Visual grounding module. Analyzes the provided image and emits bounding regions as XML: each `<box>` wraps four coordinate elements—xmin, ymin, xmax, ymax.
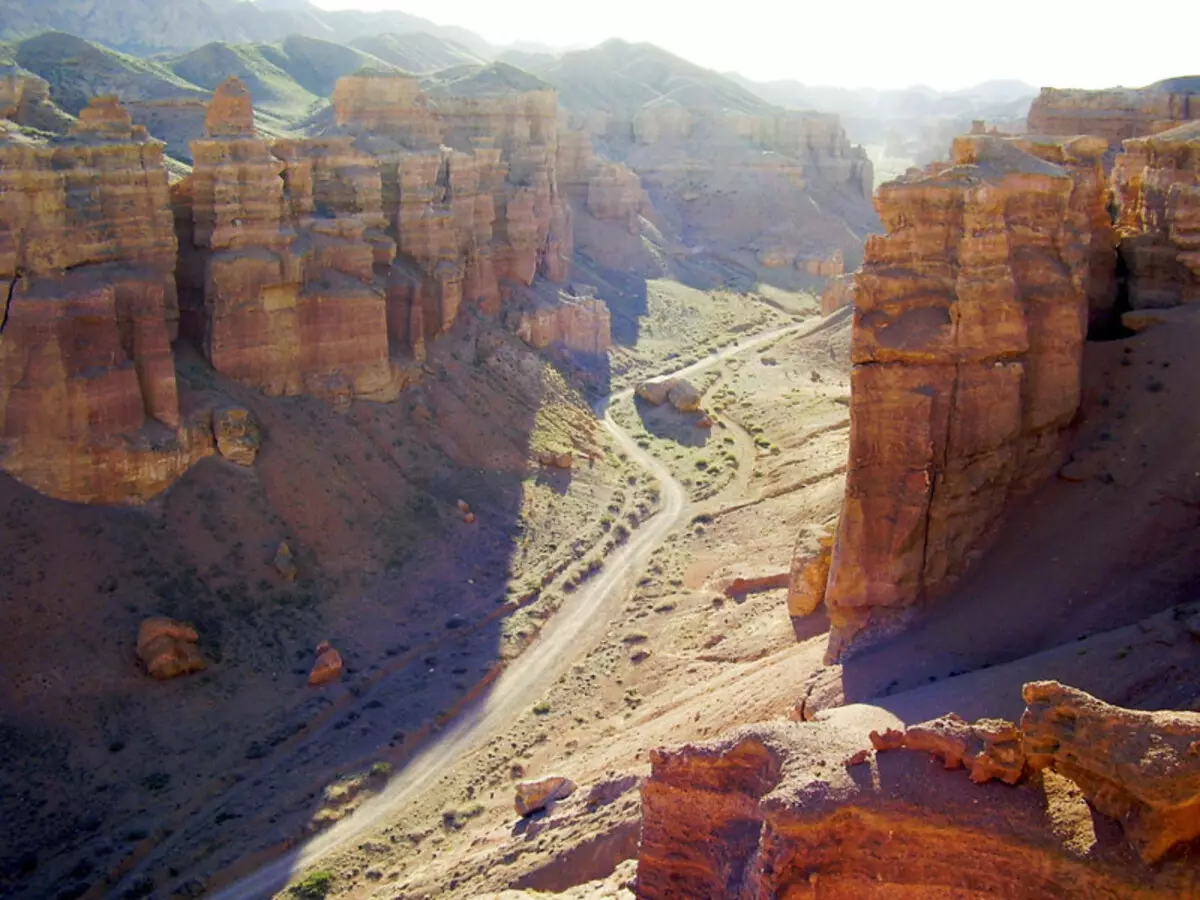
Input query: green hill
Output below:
<box><xmin>256</xmin><ymin>34</ymin><xmax>396</xmax><ymax>98</ymax></box>
<box><xmin>13</xmin><ymin>31</ymin><xmax>206</xmax><ymax>115</ymax></box>
<box><xmin>348</xmin><ymin>32</ymin><xmax>484</xmax><ymax>75</ymax></box>
<box><xmin>170</xmin><ymin>41</ymin><xmax>319</xmax><ymax>115</ymax></box>
<box><xmin>527</xmin><ymin>39</ymin><xmax>771</xmax><ymax>117</ymax></box>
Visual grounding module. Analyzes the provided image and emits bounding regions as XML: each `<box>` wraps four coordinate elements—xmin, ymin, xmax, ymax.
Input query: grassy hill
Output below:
<box><xmin>526</xmin><ymin>39</ymin><xmax>771</xmax><ymax>117</ymax></box>
<box><xmin>12</xmin><ymin>31</ymin><xmax>207</xmax><ymax>115</ymax></box>
<box><xmin>255</xmin><ymin>34</ymin><xmax>395</xmax><ymax>98</ymax></box>
<box><xmin>349</xmin><ymin>32</ymin><xmax>484</xmax><ymax>75</ymax></box>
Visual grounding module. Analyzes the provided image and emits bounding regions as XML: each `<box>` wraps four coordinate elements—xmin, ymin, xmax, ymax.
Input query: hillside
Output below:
<box><xmin>349</xmin><ymin>32</ymin><xmax>485</xmax><ymax>74</ymax></box>
<box><xmin>11</xmin><ymin>31</ymin><xmax>207</xmax><ymax>115</ymax></box>
<box><xmin>525</xmin><ymin>39</ymin><xmax>771</xmax><ymax>117</ymax></box>
<box><xmin>0</xmin><ymin>0</ymin><xmax>494</xmax><ymax>58</ymax></box>
<box><xmin>169</xmin><ymin>41</ymin><xmax>320</xmax><ymax>115</ymax></box>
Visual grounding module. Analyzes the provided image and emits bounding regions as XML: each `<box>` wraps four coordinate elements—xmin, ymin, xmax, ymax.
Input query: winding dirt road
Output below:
<box><xmin>192</xmin><ymin>313</ymin><xmax>844</xmax><ymax>899</ymax></box>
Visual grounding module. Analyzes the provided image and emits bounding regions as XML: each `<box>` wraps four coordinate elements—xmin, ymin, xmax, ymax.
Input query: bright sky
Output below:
<box><xmin>309</xmin><ymin>0</ymin><xmax>1198</xmax><ymax>91</ymax></box>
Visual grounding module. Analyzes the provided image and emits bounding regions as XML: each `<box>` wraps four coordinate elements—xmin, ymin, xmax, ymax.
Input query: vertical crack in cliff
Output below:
<box><xmin>0</xmin><ymin>272</ymin><xmax>19</xmax><ymax>343</ymax></box>
<box><xmin>918</xmin><ymin>359</ymin><xmax>960</xmax><ymax>602</ymax></box>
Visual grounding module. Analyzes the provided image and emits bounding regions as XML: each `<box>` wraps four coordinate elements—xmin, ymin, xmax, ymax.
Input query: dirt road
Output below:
<box><xmin>188</xmin><ymin>314</ymin><xmax>843</xmax><ymax>899</ymax></box>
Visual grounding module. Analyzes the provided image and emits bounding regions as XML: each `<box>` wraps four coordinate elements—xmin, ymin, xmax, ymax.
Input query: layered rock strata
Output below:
<box><xmin>0</xmin><ymin>97</ymin><xmax>213</xmax><ymax>503</ymax></box>
<box><xmin>1028</xmin><ymin>81</ymin><xmax>1200</xmax><ymax>147</ymax></box>
<box><xmin>1022</xmin><ymin>680</ymin><xmax>1200</xmax><ymax>864</ymax></box>
<box><xmin>1112</xmin><ymin>120</ymin><xmax>1200</xmax><ymax>308</ymax></box>
<box><xmin>177</xmin><ymin>75</ymin><xmax>581</xmax><ymax>399</ymax></box>
<box><xmin>820</xmin><ymin>136</ymin><xmax>1089</xmax><ymax>661</ymax></box>
<box><xmin>638</xmin><ymin>687</ymin><xmax>1200</xmax><ymax>898</ymax></box>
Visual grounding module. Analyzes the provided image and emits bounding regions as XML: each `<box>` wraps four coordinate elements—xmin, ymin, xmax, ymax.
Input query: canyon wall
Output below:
<box><xmin>1</xmin><ymin>76</ymin><xmax>608</xmax><ymax>503</ymax></box>
<box><xmin>637</xmin><ymin>689</ymin><xmax>1198</xmax><ymax>898</ymax></box>
<box><xmin>1028</xmin><ymin>81</ymin><xmax>1200</xmax><ymax>147</ymax></box>
<box><xmin>1112</xmin><ymin>121</ymin><xmax>1200</xmax><ymax>309</ymax></box>
<box><xmin>0</xmin><ymin>97</ymin><xmax>213</xmax><ymax>504</ymax></box>
<box><xmin>818</xmin><ymin>135</ymin><xmax>1089</xmax><ymax>661</ymax></box>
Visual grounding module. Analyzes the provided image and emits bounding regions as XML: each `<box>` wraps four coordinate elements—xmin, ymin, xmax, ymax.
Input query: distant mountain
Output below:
<box><xmin>519</xmin><ymin>39</ymin><xmax>770</xmax><ymax>117</ymax></box>
<box><xmin>9</xmin><ymin>31</ymin><xmax>208</xmax><ymax>115</ymax></box>
<box><xmin>349</xmin><ymin>32</ymin><xmax>484</xmax><ymax>75</ymax></box>
<box><xmin>0</xmin><ymin>0</ymin><xmax>494</xmax><ymax>58</ymax></box>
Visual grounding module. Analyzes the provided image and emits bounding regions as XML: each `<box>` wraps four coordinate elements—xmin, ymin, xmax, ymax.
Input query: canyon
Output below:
<box><xmin>2</xmin><ymin>16</ymin><xmax>1200</xmax><ymax>900</ymax></box>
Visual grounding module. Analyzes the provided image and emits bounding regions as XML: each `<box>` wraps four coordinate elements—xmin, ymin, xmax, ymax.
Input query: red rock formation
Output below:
<box><xmin>1112</xmin><ymin>121</ymin><xmax>1200</xmax><ymax>309</ymax></box>
<box><xmin>1007</xmin><ymin>134</ymin><xmax>1117</xmax><ymax>329</ymax></box>
<box><xmin>137</xmin><ymin>618</ymin><xmax>206</xmax><ymax>680</ymax></box>
<box><xmin>869</xmin><ymin>714</ymin><xmax>1026</xmax><ymax>784</ymax></box>
<box><xmin>638</xmin><ymin>697</ymin><xmax>1199</xmax><ymax>897</ymax></box>
<box><xmin>511</xmin><ymin>287</ymin><xmax>612</xmax><ymax>355</ymax></box>
<box><xmin>308</xmin><ymin>641</ymin><xmax>344</xmax><ymax>686</ymax></box>
<box><xmin>819</xmin><ymin>274</ymin><xmax>855</xmax><ymax>315</ymax></box>
<box><xmin>204</xmin><ymin>76</ymin><xmax>254</xmax><ymax>138</ymax></box>
<box><xmin>0</xmin><ymin>99</ymin><xmax>214</xmax><ymax>504</ymax></box>
<box><xmin>821</xmin><ymin>136</ymin><xmax>1088</xmax><ymax>661</ymax></box>
<box><xmin>1023</xmin><ymin>680</ymin><xmax>1200</xmax><ymax>864</ymax></box>
<box><xmin>1028</xmin><ymin>82</ymin><xmax>1199</xmax><ymax>147</ymax></box>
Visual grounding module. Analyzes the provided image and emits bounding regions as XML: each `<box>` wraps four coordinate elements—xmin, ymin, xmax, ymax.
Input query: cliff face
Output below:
<box><xmin>820</xmin><ymin>136</ymin><xmax>1089</xmax><ymax>661</ymax></box>
<box><xmin>637</xmin><ymin>688</ymin><xmax>1198</xmax><ymax>899</ymax></box>
<box><xmin>176</xmin><ymin>75</ymin><xmax>579</xmax><ymax>399</ymax></box>
<box><xmin>0</xmin><ymin>97</ymin><xmax>215</xmax><ymax>504</ymax></box>
<box><xmin>1112</xmin><ymin>121</ymin><xmax>1200</xmax><ymax>309</ymax></box>
<box><xmin>1028</xmin><ymin>82</ymin><xmax>1200</xmax><ymax>147</ymax></box>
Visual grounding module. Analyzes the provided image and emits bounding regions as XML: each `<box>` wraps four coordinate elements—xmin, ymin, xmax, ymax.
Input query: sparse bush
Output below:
<box><xmin>291</xmin><ymin>871</ymin><xmax>333</xmax><ymax>900</ymax></box>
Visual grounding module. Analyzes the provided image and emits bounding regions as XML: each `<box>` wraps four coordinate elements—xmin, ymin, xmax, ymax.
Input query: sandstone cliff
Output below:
<box><xmin>819</xmin><ymin>135</ymin><xmax>1089</xmax><ymax>661</ymax></box>
<box><xmin>176</xmin><ymin>74</ymin><xmax>581</xmax><ymax>399</ymax></box>
<box><xmin>638</xmin><ymin>687</ymin><xmax>1199</xmax><ymax>898</ymax></box>
<box><xmin>1112</xmin><ymin>120</ymin><xmax>1200</xmax><ymax>309</ymax></box>
<box><xmin>1028</xmin><ymin>79</ymin><xmax>1200</xmax><ymax>147</ymax></box>
<box><xmin>0</xmin><ymin>97</ymin><xmax>212</xmax><ymax>503</ymax></box>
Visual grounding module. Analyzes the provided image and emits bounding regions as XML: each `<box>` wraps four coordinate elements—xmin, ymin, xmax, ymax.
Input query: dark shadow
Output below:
<box><xmin>634</xmin><ymin>398</ymin><xmax>712</xmax><ymax>448</ymax></box>
<box><xmin>790</xmin><ymin>608</ymin><xmax>831</xmax><ymax>643</ymax></box>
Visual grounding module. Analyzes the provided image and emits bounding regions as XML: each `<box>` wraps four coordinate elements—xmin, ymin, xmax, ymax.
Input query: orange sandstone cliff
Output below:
<box><xmin>637</xmin><ymin>684</ymin><xmax>1200</xmax><ymax>899</ymax></box>
<box><xmin>1028</xmin><ymin>79</ymin><xmax>1200</xmax><ymax>147</ymax></box>
<box><xmin>1112</xmin><ymin>120</ymin><xmax>1200</xmax><ymax>310</ymax></box>
<box><xmin>818</xmin><ymin>135</ymin><xmax>1090</xmax><ymax>661</ymax></box>
<box><xmin>0</xmin><ymin>97</ymin><xmax>213</xmax><ymax>503</ymax></box>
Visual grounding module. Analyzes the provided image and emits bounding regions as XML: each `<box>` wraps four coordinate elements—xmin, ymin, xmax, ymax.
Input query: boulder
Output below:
<box><xmin>274</xmin><ymin>541</ymin><xmax>298</xmax><ymax>582</ymax></box>
<box><xmin>309</xmin><ymin>641</ymin><xmax>344</xmax><ymax>686</ymax></box>
<box><xmin>666</xmin><ymin>380</ymin><xmax>702</xmax><ymax>412</ymax></box>
<box><xmin>213</xmin><ymin>405</ymin><xmax>261</xmax><ymax>467</ymax></box>
<box><xmin>636</xmin><ymin>379</ymin><xmax>675</xmax><ymax>406</ymax></box>
<box><xmin>515</xmin><ymin>776</ymin><xmax>577</xmax><ymax>817</ymax></box>
<box><xmin>137</xmin><ymin>617</ymin><xmax>206</xmax><ymax>680</ymax></box>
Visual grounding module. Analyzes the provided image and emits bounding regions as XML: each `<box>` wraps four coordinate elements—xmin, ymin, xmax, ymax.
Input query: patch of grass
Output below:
<box><xmin>291</xmin><ymin>870</ymin><xmax>333</xmax><ymax>899</ymax></box>
<box><xmin>533</xmin><ymin>700</ymin><xmax>552</xmax><ymax>715</ymax></box>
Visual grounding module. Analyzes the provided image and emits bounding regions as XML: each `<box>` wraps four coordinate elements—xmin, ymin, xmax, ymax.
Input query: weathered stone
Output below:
<box><xmin>1028</xmin><ymin>82</ymin><xmax>1200</xmax><ymax>148</ymax></box>
<box><xmin>666</xmin><ymin>380</ymin><xmax>702</xmax><ymax>412</ymax></box>
<box><xmin>308</xmin><ymin>641</ymin><xmax>344</xmax><ymax>686</ymax></box>
<box><xmin>1022</xmin><ymin>680</ymin><xmax>1200</xmax><ymax>863</ymax></box>
<box><xmin>515</xmin><ymin>776</ymin><xmax>576</xmax><ymax>817</ymax></box>
<box><xmin>274</xmin><ymin>541</ymin><xmax>298</xmax><ymax>582</ymax></box>
<box><xmin>213</xmin><ymin>405</ymin><xmax>260</xmax><ymax>467</ymax></box>
<box><xmin>822</xmin><ymin>135</ymin><xmax>1088</xmax><ymax>661</ymax></box>
<box><xmin>204</xmin><ymin>76</ymin><xmax>254</xmax><ymax>138</ymax></box>
<box><xmin>137</xmin><ymin>618</ymin><xmax>205</xmax><ymax>680</ymax></box>
<box><xmin>870</xmin><ymin>714</ymin><xmax>1026</xmax><ymax>785</ymax></box>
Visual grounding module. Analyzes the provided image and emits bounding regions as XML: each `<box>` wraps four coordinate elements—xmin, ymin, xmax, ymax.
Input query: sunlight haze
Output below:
<box><xmin>310</xmin><ymin>0</ymin><xmax>1198</xmax><ymax>90</ymax></box>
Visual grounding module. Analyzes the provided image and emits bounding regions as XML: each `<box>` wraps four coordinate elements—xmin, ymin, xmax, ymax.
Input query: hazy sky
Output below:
<box><xmin>310</xmin><ymin>0</ymin><xmax>1198</xmax><ymax>91</ymax></box>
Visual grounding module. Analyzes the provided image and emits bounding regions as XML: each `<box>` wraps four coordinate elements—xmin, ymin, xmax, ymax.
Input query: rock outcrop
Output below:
<box><xmin>1112</xmin><ymin>120</ymin><xmax>1200</xmax><ymax>309</ymax></box>
<box><xmin>137</xmin><ymin>617</ymin><xmax>205</xmax><ymax>680</ymax></box>
<box><xmin>1028</xmin><ymin>80</ymin><xmax>1200</xmax><ymax>147</ymax></box>
<box><xmin>213</xmin><ymin>405</ymin><xmax>261</xmax><ymax>466</ymax></box>
<box><xmin>0</xmin><ymin>96</ymin><xmax>214</xmax><ymax>504</ymax></box>
<box><xmin>638</xmin><ymin>690</ymin><xmax>1200</xmax><ymax>898</ymax></box>
<box><xmin>819</xmin><ymin>274</ymin><xmax>856</xmax><ymax>316</ymax></box>
<box><xmin>515</xmin><ymin>776</ymin><xmax>577</xmax><ymax>817</ymax></box>
<box><xmin>870</xmin><ymin>714</ymin><xmax>1026</xmax><ymax>785</ymax></box>
<box><xmin>308</xmin><ymin>640</ymin><xmax>343</xmax><ymax>686</ymax></box>
<box><xmin>1022</xmin><ymin>680</ymin><xmax>1200</xmax><ymax>864</ymax></box>
<box><xmin>820</xmin><ymin>136</ymin><xmax>1089</xmax><ymax>661</ymax></box>
<box><xmin>511</xmin><ymin>286</ymin><xmax>612</xmax><ymax>355</ymax></box>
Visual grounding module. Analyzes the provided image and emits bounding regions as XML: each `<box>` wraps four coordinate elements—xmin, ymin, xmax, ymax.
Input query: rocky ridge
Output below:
<box><xmin>1028</xmin><ymin>78</ymin><xmax>1200</xmax><ymax>147</ymax></box>
<box><xmin>637</xmin><ymin>683</ymin><xmax>1200</xmax><ymax>898</ymax></box>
